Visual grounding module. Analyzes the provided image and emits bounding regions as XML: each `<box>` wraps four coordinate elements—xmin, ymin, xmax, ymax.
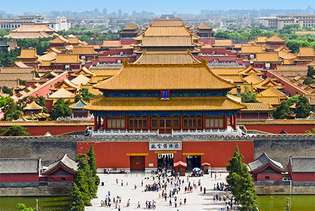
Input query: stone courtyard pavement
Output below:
<box><xmin>85</xmin><ymin>170</ymin><xmax>230</xmax><ymax>211</ymax></box>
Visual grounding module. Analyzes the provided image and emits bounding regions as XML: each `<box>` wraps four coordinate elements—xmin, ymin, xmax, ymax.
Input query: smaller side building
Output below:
<box><xmin>289</xmin><ymin>156</ymin><xmax>315</xmax><ymax>183</ymax></box>
<box><xmin>248</xmin><ymin>153</ymin><xmax>284</xmax><ymax>182</ymax></box>
<box><xmin>0</xmin><ymin>158</ymin><xmax>41</xmax><ymax>184</ymax></box>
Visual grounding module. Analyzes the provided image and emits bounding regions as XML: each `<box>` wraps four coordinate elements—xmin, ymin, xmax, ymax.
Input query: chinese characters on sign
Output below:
<box><xmin>149</xmin><ymin>142</ymin><xmax>182</xmax><ymax>151</ymax></box>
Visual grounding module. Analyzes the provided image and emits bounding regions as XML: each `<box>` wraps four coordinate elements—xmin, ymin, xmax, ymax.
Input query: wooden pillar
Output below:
<box><xmin>103</xmin><ymin>116</ymin><xmax>107</xmax><ymax>130</ymax></box>
<box><xmin>180</xmin><ymin>115</ymin><xmax>183</xmax><ymax>130</ymax></box>
<box><xmin>201</xmin><ymin>114</ymin><xmax>205</xmax><ymax>130</ymax></box>
<box><xmin>147</xmin><ymin>116</ymin><xmax>151</xmax><ymax>131</ymax></box>
<box><xmin>223</xmin><ymin>115</ymin><xmax>227</xmax><ymax>129</ymax></box>
<box><xmin>232</xmin><ymin>114</ymin><xmax>236</xmax><ymax>130</ymax></box>
<box><xmin>94</xmin><ymin>116</ymin><xmax>97</xmax><ymax>131</ymax></box>
<box><xmin>98</xmin><ymin>116</ymin><xmax>102</xmax><ymax>130</ymax></box>
<box><xmin>125</xmin><ymin>115</ymin><xmax>128</xmax><ymax>130</ymax></box>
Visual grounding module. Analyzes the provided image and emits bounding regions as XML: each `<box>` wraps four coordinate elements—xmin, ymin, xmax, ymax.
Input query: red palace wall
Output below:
<box><xmin>77</xmin><ymin>141</ymin><xmax>254</xmax><ymax>168</ymax></box>
<box><xmin>291</xmin><ymin>172</ymin><xmax>315</xmax><ymax>182</ymax></box>
<box><xmin>0</xmin><ymin>174</ymin><xmax>39</xmax><ymax>183</ymax></box>
<box><xmin>244</xmin><ymin>124</ymin><xmax>314</xmax><ymax>134</ymax></box>
<box><xmin>0</xmin><ymin>121</ymin><xmax>93</xmax><ymax>136</ymax></box>
<box><xmin>256</xmin><ymin>172</ymin><xmax>283</xmax><ymax>181</ymax></box>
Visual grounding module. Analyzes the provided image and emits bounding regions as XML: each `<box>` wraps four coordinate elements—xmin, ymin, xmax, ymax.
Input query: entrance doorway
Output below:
<box><xmin>157</xmin><ymin>153</ymin><xmax>174</xmax><ymax>170</ymax></box>
<box><xmin>130</xmin><ymin>156</ymin><xmax>145</xmax><ymax>172</ymax></box>
<box><xmin>186</xmin><ymin>155</ymin><xmax>201</xmax><ymax>171</ymax></box>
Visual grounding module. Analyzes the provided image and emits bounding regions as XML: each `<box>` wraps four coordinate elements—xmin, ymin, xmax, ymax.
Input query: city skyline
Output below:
<box><xmin>1</xmin><ymin>0</ymin><xmax>315</xmax><ymax>14</ymax></box>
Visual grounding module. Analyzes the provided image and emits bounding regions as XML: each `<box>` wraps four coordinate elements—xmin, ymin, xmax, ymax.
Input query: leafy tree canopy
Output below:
<box><xmin>50</xmin><ymin>99</ymin><xmax>72</xmax><ymax>120</ymax></box>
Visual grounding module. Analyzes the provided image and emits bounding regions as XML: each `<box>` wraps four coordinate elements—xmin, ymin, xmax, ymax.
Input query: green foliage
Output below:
<box><xmin>71</xmin><ymin>147</ymin><xmax>99</xmax><ymax>210</ymax></box>
<box><xmin>50</xmin><ymin>99</ymin><xmax>72</xmax><ymax>120</ymax></box>
<box><xmin>0</xmin><ymin>49</ymin><xmax>19</xmax><ymax>67</ymax></box>
<box><xmin>17</xmin><ymin>38</ymin><xmax>50</xmax><ymax>55</ymax></box>
<box><xmin>215</xmin><ymin>27</ymin><xmax>273</xmax><ymax>42</ymax></box>
<box><xmin>75</xmin><ymin>155</ymin><xmax>92</xmax><ymax>206</ymax></box>
<box><xmin>0</xmin><ymin>125</ymin><xmax>29</xmax><ymax>136</ymax></box>
<box><xmin>0</xmin><ymin>29</ymin><xmax>9</xmax><ymax>38</ymax></box>
<box><xmin>304</xmin><ymin>66</ymin><xmax>315</xmax><ymax>85</ymax></box>
<box><xmin>227</xmin><ymin>150</ymin><xmax>257</xmax><ymax>211</ymax></box>
<box><xmin>1</xmin><ymin>86</ymin><xmax>13</xmax><ymax>96</ymax></box>
<box><xmin>88</xmin><ymin>146</ymin><xmax>100</xmax><ymax>197</ymax></box>
<box><xmin>241</xmin><ymin>91</ymin><xmax>257</xmax><ymax>103</ymax></box>
<box><xmin>60</xmin><ymin>26</ymin><xmax>119</xmax><ymax>44</ymax></box>
<box><xmin>295</xmin><ymin>96</ymin><xmax>311</xmax><ymax>118</ymax></box>
<box><xmin>35</xmin><ymin>96</ymin><xmax>48</xmax><ymax>113</ymax></box>
<box><xmin>16</xmin><ymin>203</ymin><xmax>34</xmax><ymax>211</ymax></box>
<box><xmin>4</xmin><ymin>101</ymin><xmax>22</xmax><ymax>120</ymax></box>
<box><xmin>75</xmin><ymin>88</ymin><xmax>94</xmax><ymax>102</ymax></box>
<box><xmin>272</xmin><ymin>101</ymin><xmax>290</xmax><ymax>119</ymax></box>
<box><xmin>0</xmin><ymin>96</ymin><xmax>13</xmax><ymax>108</ymax></box>
<box><xmin>273</xmin><ymin>95</ymin><xmax>311</xmax><ymax>119</ymax></box>
<box><xmin>70</xmin><ymin>184</ymin><xmax>85</xmax><ymax>211</ymax></box>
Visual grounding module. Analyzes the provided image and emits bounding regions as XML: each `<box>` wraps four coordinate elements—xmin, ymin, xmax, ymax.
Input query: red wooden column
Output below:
<box><xmin>179</xmin><ymin>115</ymin><xmax>183</xmax><ymax>130</ymax></box>
<box><xmin>103</xmin><ymin>116</ymin><xmax>107</xmax><ymax>130</ymax></box>
<box><xmin>223</xmin><ymin>115</ymin><xmax>227</xmax><ymax>129</ymax></box>
<box><xmin>147</xmin><ymin>116</ymin><xmax>151</xmax><ymax>131</ymax></box>
<box><xmin>125</xmin><ymin>115</ymin><xmax>128</xmax><ymax>130</ymax></box>
<box><xmin>94</xmin><ymin>116</ymin><xmax>97</xmax><ymax>130</ymax></box>
<box><xmin>98</xmin><ymin>116</ymin><xmax>102</xmax><ymax>130</ymax></box>
<box><xmin>232</xmin><ymin>114</ymin><xmax>236</xmax><ymax>130</ymax></box>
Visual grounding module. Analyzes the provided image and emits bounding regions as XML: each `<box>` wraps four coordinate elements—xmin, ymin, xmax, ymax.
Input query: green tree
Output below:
<box><xmin>17</xmin><ymin>39</ymin><xmax>50</xmax><ymax>55</ymax></box>
<box><xmin>88</xmin><ymin>146</ymin><xmax>100</xmax><ymax>198</ymax></box>
<box><xmin>16</xmin><ymin>203</ymin><xmax>34</xmax><ymax>211</ymax></box>
<box><xmin>227</xmin><ymin>150</ymin><xmax>257</xmax><ymax>211</ymax></box>
<box><xmin>272</xmin><ymin>101</ymin><xmax>290</xmax><ymax>119</ymax></box>
<box><xmin>4</xmin><ymin>101</ymin><xmax>22</xmax><ymax>120</ymax></box>
<box><xmin>76</xmin><ymin>155</ymin><xmax>92</xmax><ymax>206</ymax></box>
<box><xmin>241</xmin><ymin>91</ymin><xmax>257</xmax><ymax>103</ymax></box>
<box><xmin>50</xmin><ymin>99</ymin><xmax>72</xmax><ymax>120</ymax></box>
<box><xmin>1</xmin><ymin>86</ymin><xmax>13</xmax><ymax>96</ymax></box>
<box><xmin>0</xmin><ymin>49</ymin><xmax>19</xmax><ymax>67</ymax></box>
<box><xmin>0</xmin><ymin>96</ymin><xmax>13</xmax><ymax>108</ymax></box>
<box><xmin>0</xmin><ymin>126</ymin><xmax>29</xmax><ymax>136</ymax></box>
<box><xmin>70</xmin><ymin>184</ymin><xmax>85</xmax><ymax>211</ymax></box>
<box><xmin>295</xmin><ymin>96</ymin><xmax>311</xmax><ymax>118</ymax></box>
<box><xmin>76</xmin><ymin>88</ymin><xmax>94</xmax><ymax>103</ymax></box>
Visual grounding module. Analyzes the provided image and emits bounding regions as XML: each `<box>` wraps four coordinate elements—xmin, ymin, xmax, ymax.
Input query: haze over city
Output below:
<box><xmin>2</xmin><ymin>0</ymin><xmax>315</xmax><ymax>13</ymax></box>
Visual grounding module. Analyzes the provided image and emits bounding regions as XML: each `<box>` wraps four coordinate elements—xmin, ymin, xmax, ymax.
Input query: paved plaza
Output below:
<box><xmin>86</xmin><ymin>171</ymin><xmax>231</xmax><ymax>211</ymax></box>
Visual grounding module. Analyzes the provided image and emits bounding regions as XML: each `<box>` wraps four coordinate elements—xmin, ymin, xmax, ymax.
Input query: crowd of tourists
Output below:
<box><xmin>98</xmin><ymin>168</ymin><xmax>232</xmax><ymax>210</ymax></box>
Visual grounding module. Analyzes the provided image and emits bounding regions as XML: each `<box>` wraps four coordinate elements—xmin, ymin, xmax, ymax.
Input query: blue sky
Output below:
<box><xmin>2</xmin><ymin>0</ymin><xmax>315</xmax><ymax>14</ymax></box>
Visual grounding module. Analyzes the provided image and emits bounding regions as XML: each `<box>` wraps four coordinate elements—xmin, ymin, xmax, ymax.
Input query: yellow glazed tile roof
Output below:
<box><xmin>213</xmin><ymin>40</ymin><xmax>233</xmax><ymax>47</ymax></box>
<box><xmin>135</xmin><ymin>51</ymin><xmax>200</xmax><ymax>64</ymax></box>
<box><xmin>49</xmin><ymin>87</ymin><xmax>75</xmax><ymax>99</ymax></box>
<box><xmin>255</xmin><ymin>53</ymin><xmax>281</xmax><ymax>62</ymax></box>
<box><xmin>23</xmin><ymin>101</ymin><xmax>43</xmax><ymax>111</ymax></box>
<box><xmin>150</xmin><ymin>19</ymin><xmax>185</xmax><ymax>27</ymax></box>
<box><xmin>298</xmin><ymin>47</ymin><xmax>315</xmax><ymax>57</ymax></box>
<box><xmin>243</xmin><ymin>73</ymin><xmax>264</xmax><ymax>85</ymax></box>
<box><xmin>241</xmin><ymin>45</ymin><xmax>265</xmax><ymax>54</ymax></box>
<box><xmin>72</xmin><ymin>46</ymin><xmax>97</xmax><ymax>55</ymax></box>
<box><xmin>257</xmin><ymin>87</ymin><xmax>287</xmax><ymax>98</ymax></box>
<box><xmin>18</xmin><ymin>49</ymin><xmax>38</xmax><ymax>59</ymax></box>
<box><xmin>141</xmin><ymin>36</ymin><xmax>193</xmax><ymax>47</ymax></box>
<box><xmin>95</xmin><ymin>63</ymin><xmax>235</xmax><ymax>91</ymax></box>
<box><xmin>144</xmin><ymin>26</ymin><xmax>191</xmax><ymax>37</ymax></box>
<box><xmin>53</xmin><ymin>54</ymin><xmax>81</xmax><ymax>64</ymax></box>
<box><xmin>71</xmin><ymin>74</ymin><xmax>90</xmax><ymax>86</ymax></box>
<box><xmin>242</xmin><ymin>102</ymin><xmax>272</xmax><ymax>111</ymax></box>
<box><xmin>266</xmin><ymin>35</ymin><xmax>285</xmax><ymax>43</ymax></box>
<box><xmin>85</xmin><ymin>96</ymin><xmax>245</xmax><ymax>111</ymax></box>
